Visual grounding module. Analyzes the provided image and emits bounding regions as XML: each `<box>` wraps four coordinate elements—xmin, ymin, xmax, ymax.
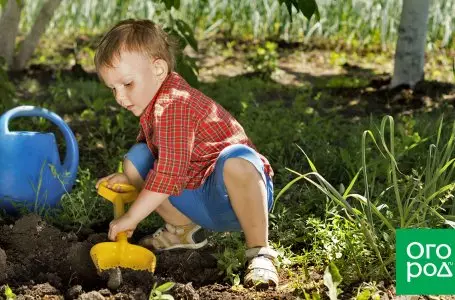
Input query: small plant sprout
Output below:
<box><xmin>4</xmin><ymin>285</ymin><xmax>16</xmax><ymax>300</ymax></box>
<box><xmin>149</xmin><ymin>282</ymin><xmax>175</xmax><ymax>300</ymax></box>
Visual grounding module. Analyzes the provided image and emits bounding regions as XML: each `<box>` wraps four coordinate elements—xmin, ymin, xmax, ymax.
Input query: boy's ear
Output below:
<box><xmin>154</xmin><ymin>59</ymin><xmax>168</xmax><ymax>79</ymax></box>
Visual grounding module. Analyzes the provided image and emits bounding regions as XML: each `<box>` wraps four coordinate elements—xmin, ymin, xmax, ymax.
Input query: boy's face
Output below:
<box><xmin>99</xmin><ymin>51</ymin><xmax>168</xmax><ymax>117</ymax></box>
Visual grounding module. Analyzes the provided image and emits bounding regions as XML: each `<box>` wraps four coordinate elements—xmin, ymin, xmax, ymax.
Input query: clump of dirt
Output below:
<box><xmin>155</xmin><ymin>249</ymin><xmax>221</xmax><ymax>284</ymax></box>
<box><xmin>0</xmin><ymin>214</ymin><xmax>73</xmax><ymax>289</ymax></box>
<box><xmin>173</xmin><ymin>282</ymin><xmax>200</xmax><ymax>299</ymax></box>
<box><xmin>0</xmin><ymin>214</ymin><xmax>294</xmax><ymax>299</ymax></box>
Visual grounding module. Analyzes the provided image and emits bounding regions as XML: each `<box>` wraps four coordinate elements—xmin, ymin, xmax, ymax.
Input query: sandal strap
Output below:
<box><xmin>245</xmin><ymin>247</ymin><xmax>278</xmax><ymax>260</ymax></box>
<box><xmin>165</xmin><ymin>223</ymin><xmax>180</xmax><ymax>235</ymax></box>
<box><xmin>151</xmin><ymin>227</ymin><xmax>172</xmax><ymax>248</ymax></box>
<box><xmin>244</xmin><ymin>255</ymin><xmax>279</xmax><ymax>288</ymax></box>
<box><xmin>247</xmin><ymin>256</ymin><xmax>277</xmax><ymax>272</ymax></box>
<box><xmin>142</xmin><ymin>223</ymin><xmax>204</xmax><ymax>250</ymax></box>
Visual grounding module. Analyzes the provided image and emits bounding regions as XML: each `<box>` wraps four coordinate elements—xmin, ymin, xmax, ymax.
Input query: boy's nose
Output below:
<box><xmin>116</xmin><ymin>95</ymin><xmax>130</xmax><ymax>108</ymax></box>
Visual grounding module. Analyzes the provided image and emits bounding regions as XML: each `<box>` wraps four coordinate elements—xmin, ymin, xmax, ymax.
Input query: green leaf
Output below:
<box><xmin>343</xmin><ymin>169</ymin><xmax>361</xmax><ymax>198</ymax></box>
<box><xmin>312</xmin><ymin>292</ymin><xmax>321</xmax><ymax>300</ymax></box>
<box><xmin>158</xmin><ymin>295</ymin><xmax>174</xmax><ymax>300</ymax></box>
<box><xmin>328</xmin><ymin>261</ymin><xmax>342</xmax><ymax>283</ymax></box>
<box><xmin>297</xmin><ymin>0</ymin><xmax>320</xmax><ymax>20</ymax></box>
<box><xmin>323</xmin><ymin>262</ymin><xmax>342</xmax><ymax>300</ymax></box>
<box><xmin>296</xmin><ymin>144</ymin><xmax>317</xmax><ymax>172</ymax></box>
<box><xmin>175</xmin><ymin>19</ymin><xmax>198</xmax><ymax>51</ymax></box>
<box><xmin>4</xmin><ymin>285</ymin><xmax>16</xmax><ymax>300</ymax></box>
<box><xmin>176</xmin><ymin>54</ymin><xmax>199</xmax><ymax>87</ymax></box>
<box><xmin>162</xmin><ymin>0</ymin><xmax>173</xmax><ymax>10</ymax></box>
<box><xmin>356</xmin><ymin>289</ymin><xmax>371</xmax><ymax>300</ymax></box>
<box><xmin>279</xmin><ymin>0</ymin><xmax>319</xmax><ymax>21</ymax></box>
<box><xmin>233</xmin><ymin>274</ymin><xmax>241</xmax><ymax>286</ymax></box>
<box><xmin>156</xmin><ymin>282</ymin><xmax>175</xmax><ymax>293</ymax></box>
<box><xmin>278</xmin><ymin>0</ymin><xmax>295</xmax><ymax>20</ymax></box>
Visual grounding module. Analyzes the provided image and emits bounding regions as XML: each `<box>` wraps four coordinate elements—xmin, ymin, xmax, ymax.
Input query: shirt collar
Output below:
<box><xmin>139</xmin><ymin>72</ymin><xmax>179</xmax><ymax>125</ymax></box>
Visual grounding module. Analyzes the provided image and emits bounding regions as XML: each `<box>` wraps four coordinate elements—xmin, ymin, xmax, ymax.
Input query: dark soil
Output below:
<box><xmin>0</xmin><ymin>214</ymin><xmax>298</xmax><ymax>299</ymax></box>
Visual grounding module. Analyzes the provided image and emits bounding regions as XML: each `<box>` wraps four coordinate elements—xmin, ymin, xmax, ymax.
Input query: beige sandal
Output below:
<box><xmin>138</xmin><ymin>223</ymin><xmax>208</xmax><ymax>251</ymax></box>
<box><xmin>244</xmin><ymin>247</ymin><xmax>279</xmax><ymax>289</ymax></box>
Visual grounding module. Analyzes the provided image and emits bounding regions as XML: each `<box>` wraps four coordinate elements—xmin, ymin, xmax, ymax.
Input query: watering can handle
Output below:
<box><xmin>0</xmin><ymin>106</ymin><xmax>79</xmax><ymax>177</ymax></box>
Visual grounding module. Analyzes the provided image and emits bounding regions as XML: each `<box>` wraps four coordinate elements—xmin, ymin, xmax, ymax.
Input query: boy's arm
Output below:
<box><xmin>127</xmin><ymin>189</ymin><xmax>169</xmax><ymax>223</ymax></box>
<box><xmin>143</xmin><ymin>100</ymin><xmax>196</xmax><ymax>195</ymax></box>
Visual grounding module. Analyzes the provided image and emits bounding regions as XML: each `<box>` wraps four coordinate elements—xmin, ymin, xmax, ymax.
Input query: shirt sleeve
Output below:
<box><xmin>143</xmin><ymin>100</ymin><xmax>196</xmax><ymax>195</ymax></box>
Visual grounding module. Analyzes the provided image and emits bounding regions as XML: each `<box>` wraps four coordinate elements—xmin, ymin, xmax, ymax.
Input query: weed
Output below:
<box><xmin>4</xmin><ymin>285</ymin><xmax>16</xmax><ymax>300</ymax></box>
<box><xmin>212</xmin><ymin>232</ymin><xmax>247</xmax><ymax>285</ymax></box>
<box><xmin>354</xmin><ymin>282</ymin><xmax>382</xmax><ymax>300</ymax></box>
<box><xmin>149</xmin><ymin>281</ymin><xmax>175</xmax><ymax>300</ymax></box>
<box><xmin>46</xmin><ymin>167</ymin><xmax>111</xmax><ymax>231</ymax></box>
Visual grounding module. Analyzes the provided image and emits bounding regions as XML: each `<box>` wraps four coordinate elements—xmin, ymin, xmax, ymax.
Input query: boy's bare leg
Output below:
<box><xmin>223</xmin><ymin>158</ymin><xmax>268</xmax><ymax>248</ymax></box>
<box><xmin>123</xmin><ymin>159</ymin><xmax>192</xmax><ymax>226</ymax></box>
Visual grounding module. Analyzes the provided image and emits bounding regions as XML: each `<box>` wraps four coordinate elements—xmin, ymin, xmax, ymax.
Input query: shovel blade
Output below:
<box><xmin>90</xmin><ymin>242</ymin><xmax>156</xmax><ymax>273</ymax></box>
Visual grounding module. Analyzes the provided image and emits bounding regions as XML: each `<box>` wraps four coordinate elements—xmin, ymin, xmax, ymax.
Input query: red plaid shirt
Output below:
<box><xmin>137</xmin><ymin>72</ymin><xmax>273</xmax><ymax>196</ymax></box>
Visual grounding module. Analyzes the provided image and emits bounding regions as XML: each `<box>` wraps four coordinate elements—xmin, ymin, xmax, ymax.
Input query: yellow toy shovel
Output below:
<box><xmin>90</xmin><ymin>181</ymin><xmax>157</xmax><ymax>273</ymax></box>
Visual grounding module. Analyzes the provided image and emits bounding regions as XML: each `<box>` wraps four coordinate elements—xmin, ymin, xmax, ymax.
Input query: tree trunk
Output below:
<box><xmin>0</xmin><ymin>0</ymin><xmax>22</xmax><ymax>67</ymax></box>
<box><xmin>390</xmin><ymin>0</ymin><xmax>430</xmax><ymax>88</ymax></box>
<box><xmin>12</xmin><ymin>0</ymin><xmax>62</xmax><ymax>70</ymax></box>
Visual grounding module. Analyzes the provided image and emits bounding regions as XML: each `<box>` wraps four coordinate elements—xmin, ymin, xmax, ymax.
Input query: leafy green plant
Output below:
<box><xmin>303</xmin><ymin>291</ymin><xmax>322</xmax><ymax>300</ymax></box>
<box><xmin>46</xmin><ymin>168</ymin><xmax>112</xmax><ymax>231</ymax></box>
<box><xmin>211</xmin><ymin>232</ymin><xmax>247</xmax><ymax>285</ymax></box>
<box><xmin>354</xmin><ymin>282</ymin><xmax>382</xmax><ymax>300</ymax></box>
<box><xmin>276</xmin><ymin>114</ymin><xmax>455</xmax><ymax>280</ymax></box>
<box><xmin>299</xmin><ymin>215</ymin><xmax>376</xmax><ymax>282</ymax></box>
<box><xmin>213</xmin><ymin>244</ymin><xmax>247</xmax><ymax>285</ymax></box>
<box><xmin>246</xmin><ymin>41</ymin><xmax>278</xmax><ymax>77</ymax></box>
<box><xmin>149</xmin><ymin>282</ymin><xmax>175</xmax><ymax>300</ymax></box>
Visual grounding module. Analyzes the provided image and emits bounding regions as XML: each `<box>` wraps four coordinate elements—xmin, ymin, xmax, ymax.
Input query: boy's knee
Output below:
<box><xmin>123</xmin><ymin>158</ymin><xmax>144</xmax><ymax>190</ymax></box>
<box><xmin>224</xmin><ymin>158</ymin><xmax>259</xmax><ymax>182</ymax></box>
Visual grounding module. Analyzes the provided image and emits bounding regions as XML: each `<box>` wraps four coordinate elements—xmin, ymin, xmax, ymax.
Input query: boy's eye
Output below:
<box><xmin>125</xmin><ymin>82</ymin><xmax>133</xmax><ymax>87</ymax></box>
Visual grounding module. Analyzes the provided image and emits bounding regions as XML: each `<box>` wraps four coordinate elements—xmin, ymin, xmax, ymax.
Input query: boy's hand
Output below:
<box><xmin>96</xmin><ymin>173</ymin><xmax>130</xmax><ymax>192</ymax></box>
<box><xmin>108</xmin><ymin>213</ymin><xmax>139</xmax><ymax>241</ymax></box>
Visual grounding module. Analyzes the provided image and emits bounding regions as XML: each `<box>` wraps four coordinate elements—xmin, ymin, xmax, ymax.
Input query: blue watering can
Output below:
<box><xmin>0</xmin><ymin>106</ymin><xmax>79</xmax><ymax>212</ymax></box>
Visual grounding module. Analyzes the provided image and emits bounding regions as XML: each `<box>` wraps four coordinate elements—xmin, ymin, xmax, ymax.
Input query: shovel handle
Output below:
<box><xmin>97</xmin><ymin>181</ymin><xmax>138</xmax><ymax>241</ymax></box>
<box><xmin>116</xmin><ymin>232</ymin><xmax>128</xmax><ymax>242</ymax></box>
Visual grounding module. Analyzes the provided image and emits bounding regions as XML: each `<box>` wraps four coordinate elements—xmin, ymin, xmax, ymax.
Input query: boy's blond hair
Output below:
<box><xmin>94</xmin><ymin>19</ymin><xmax>177</xmax><ymax>73</ymax></box>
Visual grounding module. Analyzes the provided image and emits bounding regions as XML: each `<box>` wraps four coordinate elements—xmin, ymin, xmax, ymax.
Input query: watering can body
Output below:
<box><xmin>0</xmin><ymin>106</ymin><xmax>79</xmax><ymax>212</ymax></box>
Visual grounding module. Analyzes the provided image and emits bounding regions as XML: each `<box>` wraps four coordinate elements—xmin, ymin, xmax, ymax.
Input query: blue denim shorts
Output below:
<box><xmin>125</xmin><ymin>143</ymin><xmax>274</xmax><ymax>232</ymax></box>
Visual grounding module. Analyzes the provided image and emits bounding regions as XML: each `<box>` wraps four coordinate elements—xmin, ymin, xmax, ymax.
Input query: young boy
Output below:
<box><xmin>94</xmin><ymin>19</ymin><xmax>278</xmax><ymax>289</ymax></box>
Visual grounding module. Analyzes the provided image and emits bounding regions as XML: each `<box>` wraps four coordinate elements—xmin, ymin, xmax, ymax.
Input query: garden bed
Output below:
<box><xmin>0</xmin><ymin>214</ymin><xmax>301</xmax><ymax>299</ymax></box>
